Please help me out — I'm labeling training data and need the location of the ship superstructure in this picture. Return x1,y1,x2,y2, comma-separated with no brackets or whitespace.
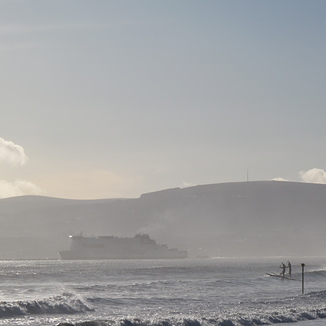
58,234,188,260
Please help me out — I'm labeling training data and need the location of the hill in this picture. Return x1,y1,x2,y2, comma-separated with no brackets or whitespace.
0,181,326,258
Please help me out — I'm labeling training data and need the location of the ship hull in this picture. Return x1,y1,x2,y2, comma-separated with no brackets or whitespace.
58,251,187,260
58,234,188,260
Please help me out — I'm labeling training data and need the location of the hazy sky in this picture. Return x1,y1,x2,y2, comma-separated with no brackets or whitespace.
1,0,326,199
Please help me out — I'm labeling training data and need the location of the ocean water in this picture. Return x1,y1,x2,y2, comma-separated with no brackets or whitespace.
0,257,326,326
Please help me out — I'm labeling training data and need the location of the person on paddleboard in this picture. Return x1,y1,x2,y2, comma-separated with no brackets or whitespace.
280,262,286,277
287,261,292,277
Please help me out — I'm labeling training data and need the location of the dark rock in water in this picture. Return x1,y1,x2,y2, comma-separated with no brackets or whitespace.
121,320,134,326
219,320,236,326
56,323,75,326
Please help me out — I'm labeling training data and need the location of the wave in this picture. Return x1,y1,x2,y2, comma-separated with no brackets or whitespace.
87,296,189,306
57,291,326,326
305,269,326,278
56,308,326,326
0,292,93,318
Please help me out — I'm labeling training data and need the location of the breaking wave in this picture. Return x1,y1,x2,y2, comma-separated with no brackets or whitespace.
56,308,326,326
57,290,326,326
0,293,93,318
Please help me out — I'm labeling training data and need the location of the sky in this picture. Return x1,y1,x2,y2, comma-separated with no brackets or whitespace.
1,0,326,199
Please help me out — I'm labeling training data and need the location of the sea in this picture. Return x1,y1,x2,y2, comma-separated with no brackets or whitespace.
0,257,326,326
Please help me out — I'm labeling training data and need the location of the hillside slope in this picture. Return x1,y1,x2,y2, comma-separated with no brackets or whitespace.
0,181,325,258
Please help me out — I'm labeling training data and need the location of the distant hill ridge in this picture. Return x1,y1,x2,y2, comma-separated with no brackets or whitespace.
0,181,326,259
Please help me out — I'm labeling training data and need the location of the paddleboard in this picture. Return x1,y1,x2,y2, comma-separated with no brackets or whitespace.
266,272,295,280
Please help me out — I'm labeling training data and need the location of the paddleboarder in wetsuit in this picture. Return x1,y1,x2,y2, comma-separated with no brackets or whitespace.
280,262,286,277
287,261,292,277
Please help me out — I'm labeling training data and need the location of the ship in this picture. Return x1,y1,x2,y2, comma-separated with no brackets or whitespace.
58,233,188,260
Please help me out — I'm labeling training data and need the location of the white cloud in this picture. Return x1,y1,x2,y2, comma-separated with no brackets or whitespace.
0,137,28,166
271,177,289,182
182,182,197,188
299,168,326,184
0,180,44,198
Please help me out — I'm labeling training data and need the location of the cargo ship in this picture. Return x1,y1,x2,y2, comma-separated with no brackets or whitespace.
58,233,188,260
